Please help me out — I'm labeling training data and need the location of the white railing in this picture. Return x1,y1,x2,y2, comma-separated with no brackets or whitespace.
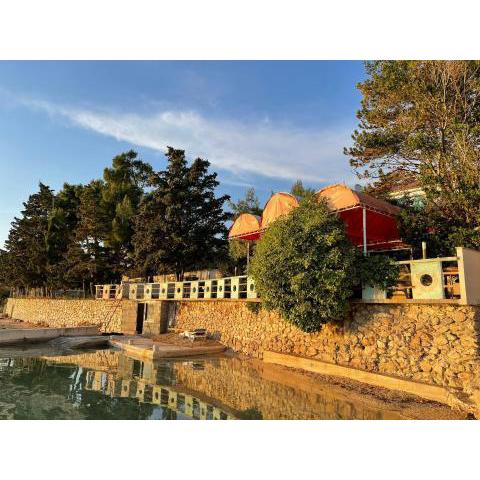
94,248,480,305
95,275,258,302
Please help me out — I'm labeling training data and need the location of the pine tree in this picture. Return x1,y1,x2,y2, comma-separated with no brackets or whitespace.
64,181,112,293
102,150,153,275
133,147,230,279
3,183,55,289
46,183,83,287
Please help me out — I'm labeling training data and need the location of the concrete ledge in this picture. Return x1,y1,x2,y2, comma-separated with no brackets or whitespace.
0,325,100,346
110,336,226,360
352,299,459,305
263,351,452,406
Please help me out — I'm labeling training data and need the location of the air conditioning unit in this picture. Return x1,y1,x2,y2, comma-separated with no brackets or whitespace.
411,260,445,300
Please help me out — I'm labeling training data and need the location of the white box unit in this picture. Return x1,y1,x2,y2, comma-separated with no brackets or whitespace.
247,277,258,299
190,281,200,299
217,279,226,299
159,283,168,300
143,284,153,300
230,277,241,299
411,260,445,300
204,280,214,299
362,285,387,300
174,282,184,300
129,283,138,299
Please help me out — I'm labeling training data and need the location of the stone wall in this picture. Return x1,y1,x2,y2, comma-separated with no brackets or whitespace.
174,300,480,394
4,298,121,333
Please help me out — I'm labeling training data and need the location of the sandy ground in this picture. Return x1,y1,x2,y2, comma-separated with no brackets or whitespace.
261,360,469,420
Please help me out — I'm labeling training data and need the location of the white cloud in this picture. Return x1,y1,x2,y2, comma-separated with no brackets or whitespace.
18,96,356,184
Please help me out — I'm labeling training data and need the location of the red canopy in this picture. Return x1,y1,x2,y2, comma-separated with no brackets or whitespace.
315,184,406,251
229,184,407,252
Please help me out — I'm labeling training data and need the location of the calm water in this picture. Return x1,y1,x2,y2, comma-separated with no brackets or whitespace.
0,346,458,420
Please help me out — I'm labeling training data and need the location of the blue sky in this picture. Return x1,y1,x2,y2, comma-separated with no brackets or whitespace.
0,61,365,246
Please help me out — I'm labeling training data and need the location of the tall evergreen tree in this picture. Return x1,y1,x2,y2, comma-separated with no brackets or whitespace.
133,147,230,279
102,150,153,274
2,183,55,289
65,181,112,292
46,183,83,287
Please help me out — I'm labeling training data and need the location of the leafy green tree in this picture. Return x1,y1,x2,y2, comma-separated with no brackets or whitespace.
228,187,262,217
394,195,480,256
354,252,399,292
250,199,356,332
290,179,315,202
133,147,230,279
345,60,480,250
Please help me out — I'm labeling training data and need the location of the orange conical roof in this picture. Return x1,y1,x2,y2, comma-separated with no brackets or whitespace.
315,183,400,216
228,213,262,239
261,192,299,229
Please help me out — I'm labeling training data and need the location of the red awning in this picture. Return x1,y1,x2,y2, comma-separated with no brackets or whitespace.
229,184,407,252
316,184,406,251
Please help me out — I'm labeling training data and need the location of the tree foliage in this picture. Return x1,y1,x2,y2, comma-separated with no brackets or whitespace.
354,252,399,292
250,199,357,332
0,147,229,292
290,179,315,202
2,183,56,288
228,187,262,217
132,147,230,279
226,188,262,274
346,60,480,251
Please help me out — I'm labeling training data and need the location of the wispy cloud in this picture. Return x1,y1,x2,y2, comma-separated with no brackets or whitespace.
13,94,356,184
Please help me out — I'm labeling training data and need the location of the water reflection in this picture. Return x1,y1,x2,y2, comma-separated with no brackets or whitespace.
0,348,458,420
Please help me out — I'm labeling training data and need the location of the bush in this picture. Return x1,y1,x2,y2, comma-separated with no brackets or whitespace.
355,253,399,292
249,199,356,332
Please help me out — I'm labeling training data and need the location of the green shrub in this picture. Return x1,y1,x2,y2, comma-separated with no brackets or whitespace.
355,253,400,292
249,199,356,332
246,302,262,315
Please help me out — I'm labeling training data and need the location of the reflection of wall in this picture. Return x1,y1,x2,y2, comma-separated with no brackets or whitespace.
175,300,480,394
45,350,120,371
171,357,399,420
35,350,456,419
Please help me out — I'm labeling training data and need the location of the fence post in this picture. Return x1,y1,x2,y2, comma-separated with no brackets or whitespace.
457,246,480,305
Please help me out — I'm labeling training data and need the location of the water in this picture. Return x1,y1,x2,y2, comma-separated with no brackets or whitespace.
0,347,459,420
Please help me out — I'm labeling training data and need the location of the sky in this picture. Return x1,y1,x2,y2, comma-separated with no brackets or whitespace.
0,61,365,247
